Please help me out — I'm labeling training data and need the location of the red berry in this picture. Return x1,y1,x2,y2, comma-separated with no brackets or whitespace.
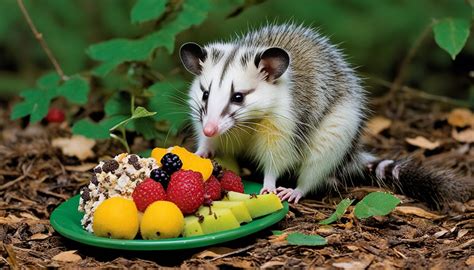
167,170,204,214
132,178,167,212
45,108,65,123
204,175,222,201
220,170,244,193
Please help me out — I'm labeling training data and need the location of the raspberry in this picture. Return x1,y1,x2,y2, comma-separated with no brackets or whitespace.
150,168,170,189
220,170,244,193
160,153,182,174
204,175,222,201
212,160,223,178
132,178,167,212
45,108,65,123
167,170,204,214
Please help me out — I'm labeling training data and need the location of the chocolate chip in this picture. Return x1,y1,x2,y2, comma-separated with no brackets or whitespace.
93,166,102,174
91,175,98,186
81,187,90,201
132,163,142,170
128,154,139,164
102,160,119,173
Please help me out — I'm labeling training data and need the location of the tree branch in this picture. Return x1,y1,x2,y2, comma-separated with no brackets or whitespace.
16,0,67,80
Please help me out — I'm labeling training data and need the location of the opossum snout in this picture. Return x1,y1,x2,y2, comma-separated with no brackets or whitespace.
203,121,219,137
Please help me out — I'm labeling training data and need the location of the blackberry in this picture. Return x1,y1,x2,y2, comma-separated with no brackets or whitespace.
160,153,182,174
211,160,223,178
102,160,119,173
150,168,170,189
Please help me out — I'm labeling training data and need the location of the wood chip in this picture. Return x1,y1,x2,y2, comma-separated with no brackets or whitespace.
29,233,50,240
366,116,392,135
447,108,473,128
452,129,474,143
394,206,444,220
64,163,96,172
52,250,82,262
405,136,440,150
51,135,96,160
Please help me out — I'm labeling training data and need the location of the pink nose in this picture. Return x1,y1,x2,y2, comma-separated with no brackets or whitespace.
203,123,218,137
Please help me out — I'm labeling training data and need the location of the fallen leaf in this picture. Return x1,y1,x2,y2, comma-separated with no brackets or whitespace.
52,135,96,160
366,116,392,135
405,136,440,150
345,245,359,251
30,233,50,240
19,212,39,220
457,229,469,239
261,261,286,268
394,206,444,220
466,255,474,266
217,259,253,269
332,254,375,270
52,250,81,262
64,163,97,172
447,108,473,128
452,129,474,143
434,229,449,238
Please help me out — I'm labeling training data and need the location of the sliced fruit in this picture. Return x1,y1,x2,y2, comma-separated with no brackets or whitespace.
171,146,213,181
196,207,240,234
183,216,204,237
140,201,184,240
211,201,252,223
151,147,168,162
224,192,283,219
93,197,139,240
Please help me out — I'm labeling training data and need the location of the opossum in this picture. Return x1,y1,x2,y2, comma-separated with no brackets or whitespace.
179,23,473,208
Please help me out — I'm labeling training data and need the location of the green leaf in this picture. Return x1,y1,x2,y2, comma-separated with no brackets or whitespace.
272,230,283,236
105,92,131,116
72,115,128,139
11,88,54,123
37,72,60,89
354,192,401,219
110,106,156,131
131,0,168,24
319,198,354,225
287,233,327,246
57,76,90,104
130,117,160,140
433,18,471,60
148,80,189,135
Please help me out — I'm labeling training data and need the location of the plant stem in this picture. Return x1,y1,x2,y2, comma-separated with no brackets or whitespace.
130,94,135,115
110,128,130,153
16,0,67,81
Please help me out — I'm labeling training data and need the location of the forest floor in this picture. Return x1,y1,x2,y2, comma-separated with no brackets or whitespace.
0,92,473,269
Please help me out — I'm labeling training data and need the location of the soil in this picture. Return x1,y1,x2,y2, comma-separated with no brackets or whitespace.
0,93,473,269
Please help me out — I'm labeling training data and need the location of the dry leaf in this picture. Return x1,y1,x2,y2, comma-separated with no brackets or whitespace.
332,254,375,270
394,206,444,220
217,259,253,269
193,247,235,259
457,229,469,239
52,135,96,160
447,108,473,128
433,229,449,238
466,255,474,266
366,116,392,135
52,250,81,262
30,233,50,240
261,261,286,268
405,136,440,150
64,163,97,172
452,129,474,143
19,212,39,220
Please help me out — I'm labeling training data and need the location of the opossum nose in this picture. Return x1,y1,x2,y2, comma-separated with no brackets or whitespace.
203,123,218,137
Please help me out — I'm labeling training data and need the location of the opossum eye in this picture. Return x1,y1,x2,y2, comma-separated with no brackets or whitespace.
202,91,209,101
231,92,244,104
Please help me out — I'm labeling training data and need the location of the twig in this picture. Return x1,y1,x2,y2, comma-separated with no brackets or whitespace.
388,22,434,97
369,76,471,108
209,244,255,261
16,0,67,80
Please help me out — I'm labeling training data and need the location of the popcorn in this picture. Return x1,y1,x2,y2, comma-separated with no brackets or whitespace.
78,154,159,233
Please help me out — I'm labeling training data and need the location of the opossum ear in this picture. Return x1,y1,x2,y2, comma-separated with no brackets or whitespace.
180,42,207,75
255,47,289,81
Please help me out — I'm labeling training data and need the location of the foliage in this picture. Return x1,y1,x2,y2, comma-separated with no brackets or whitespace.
4,0,474,149
318,198,354,225
353,192,401,219
319,192,400,225
286,233,327,246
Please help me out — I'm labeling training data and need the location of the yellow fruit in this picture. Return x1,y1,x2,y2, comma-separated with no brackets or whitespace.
151,147,168,162
140,201,184,239
93,197,139,240
171,146,213,181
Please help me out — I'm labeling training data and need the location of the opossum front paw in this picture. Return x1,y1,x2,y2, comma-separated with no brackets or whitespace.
195,149,215,158
276,187,304,204
260,185,276,195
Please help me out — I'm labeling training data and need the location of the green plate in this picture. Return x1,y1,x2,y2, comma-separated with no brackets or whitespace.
50,180,289,250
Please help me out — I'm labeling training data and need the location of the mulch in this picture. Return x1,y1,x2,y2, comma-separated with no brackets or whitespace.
0,93,473,269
